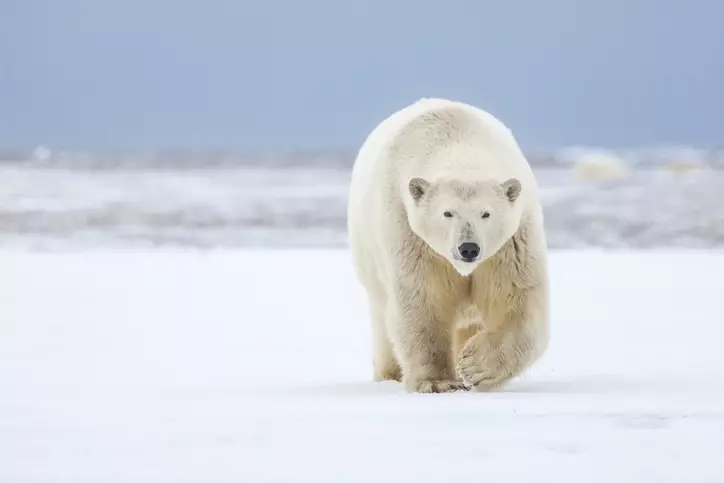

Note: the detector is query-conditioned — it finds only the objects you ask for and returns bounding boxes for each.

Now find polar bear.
[347,98,549,393]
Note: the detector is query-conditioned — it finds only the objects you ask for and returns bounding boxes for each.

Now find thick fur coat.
[347,98,549,393]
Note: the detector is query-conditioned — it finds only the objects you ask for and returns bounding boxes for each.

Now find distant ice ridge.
[2,145,724,169]
[0,148,723,250]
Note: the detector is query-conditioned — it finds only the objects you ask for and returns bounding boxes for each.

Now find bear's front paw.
[456,341,510,391]
[404,378,468,394]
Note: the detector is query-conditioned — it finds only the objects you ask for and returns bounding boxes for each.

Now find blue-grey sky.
[2,0,723,151]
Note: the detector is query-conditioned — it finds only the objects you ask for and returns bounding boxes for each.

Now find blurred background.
[2,0,723,251]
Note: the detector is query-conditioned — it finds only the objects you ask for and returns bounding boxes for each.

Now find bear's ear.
[501,178,522,203]
[409,177,430,202]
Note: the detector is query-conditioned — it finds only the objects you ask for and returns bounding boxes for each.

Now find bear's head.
[406,177,523,276]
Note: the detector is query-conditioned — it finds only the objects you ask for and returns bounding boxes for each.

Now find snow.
[2,162,724,250]
[2,249,724,482]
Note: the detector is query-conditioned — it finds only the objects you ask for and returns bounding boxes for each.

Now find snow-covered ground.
[1,159,723,250]
[2,249,724,482]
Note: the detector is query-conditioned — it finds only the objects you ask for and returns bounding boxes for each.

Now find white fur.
[347,98,550,393]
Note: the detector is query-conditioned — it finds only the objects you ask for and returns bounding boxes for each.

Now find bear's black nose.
[458,242,480,262]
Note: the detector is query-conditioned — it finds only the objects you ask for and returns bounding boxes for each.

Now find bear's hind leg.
[371,303,401,382]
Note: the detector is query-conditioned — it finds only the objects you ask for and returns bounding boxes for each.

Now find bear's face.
[407,177,522,276]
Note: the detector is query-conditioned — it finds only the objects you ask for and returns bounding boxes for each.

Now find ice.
[2,249,724,482]
[1,152,724,250]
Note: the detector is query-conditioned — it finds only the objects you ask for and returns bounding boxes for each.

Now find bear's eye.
[443,211,453,218]
[481,212,491,219]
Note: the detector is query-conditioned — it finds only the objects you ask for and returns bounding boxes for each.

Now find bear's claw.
[406,379,468,394]
[456,346,509,391]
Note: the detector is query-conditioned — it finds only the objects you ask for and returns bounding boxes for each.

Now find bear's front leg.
[457,288,548,391]
[388,287,467,394]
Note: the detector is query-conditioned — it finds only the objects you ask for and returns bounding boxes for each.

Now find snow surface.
[2,250,724,482]
[2,162,724,250]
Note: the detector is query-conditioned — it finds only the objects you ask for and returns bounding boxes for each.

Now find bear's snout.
[457,242,480,262]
